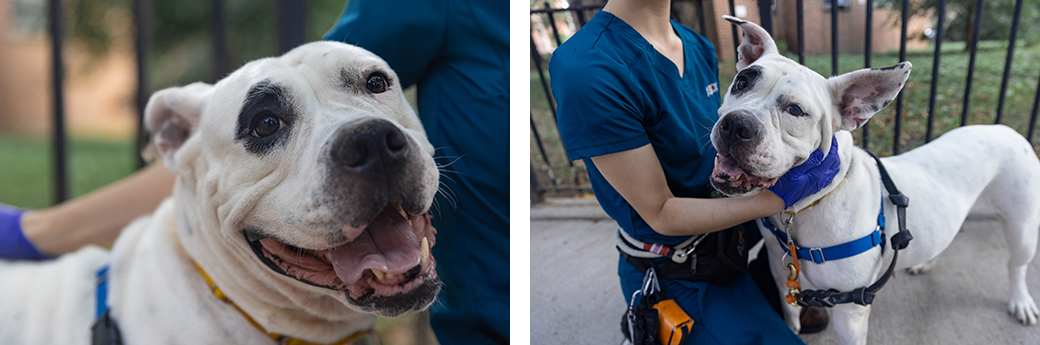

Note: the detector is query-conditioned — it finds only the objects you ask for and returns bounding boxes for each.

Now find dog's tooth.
[731,173,743,181]
[371,269,385,281]
[421,237,430,266]
[394,203,408,219]
[715,156,720,167]
[324,251,332,262]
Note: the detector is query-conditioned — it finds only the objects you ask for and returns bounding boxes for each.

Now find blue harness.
[761,185,887,264]
[772,151,914,308]
[92,264,122,344]
[95,265,110,318]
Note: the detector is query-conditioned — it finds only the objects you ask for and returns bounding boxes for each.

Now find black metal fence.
[44,0,307,204]
[530,0,1040,198]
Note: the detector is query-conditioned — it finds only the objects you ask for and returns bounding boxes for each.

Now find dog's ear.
[141,82,213,166]
[722,15,778,70]
[827,62,912,131]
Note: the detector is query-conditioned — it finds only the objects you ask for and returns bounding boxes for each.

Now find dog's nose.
[331,118,409,171]
[718,115,758,143]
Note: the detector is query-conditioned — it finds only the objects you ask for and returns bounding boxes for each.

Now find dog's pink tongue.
[328,207,421,285]
[714,154,747,177]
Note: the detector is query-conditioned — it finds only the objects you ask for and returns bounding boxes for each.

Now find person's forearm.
[592,144,788,237]
[649,190,785,237]
[21,164,176,255]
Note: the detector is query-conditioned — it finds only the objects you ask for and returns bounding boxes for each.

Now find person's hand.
[0,205,52,261]
[767,137,841,209]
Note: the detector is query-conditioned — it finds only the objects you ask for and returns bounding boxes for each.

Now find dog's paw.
[782,305,801,333]
[906,258,938,275]
[1008,296,1040,325]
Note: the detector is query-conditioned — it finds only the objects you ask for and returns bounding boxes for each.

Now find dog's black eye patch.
[237,79,296,155]
[730,66,761,97]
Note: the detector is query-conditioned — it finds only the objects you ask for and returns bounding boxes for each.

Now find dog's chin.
[243,202,439,316]
[711,154,779,196]
[346,276,441,317]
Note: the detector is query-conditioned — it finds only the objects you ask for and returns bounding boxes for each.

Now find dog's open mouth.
[711,154,779,194]
[245,202,438,309]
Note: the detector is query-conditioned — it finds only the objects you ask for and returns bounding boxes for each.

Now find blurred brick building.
[0,0,136,137]
[533,0,932,64]
[706,0,931,62]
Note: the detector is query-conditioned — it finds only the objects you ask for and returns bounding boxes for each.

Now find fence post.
[830,0,838,76]
[48,0,68,203]
[893,0,908,154]
[797,0,804,64]
[694,0,706,34]
[960,0,984,127]
[1028,77,1040,143]
[211,0,227,82]
[531,117,558,188]
[862,0,872,150]
[276,0,306,55]
[133,0,149,170]
[925,0,946,142]
[996,0,1024,125]
[728,0,738,59]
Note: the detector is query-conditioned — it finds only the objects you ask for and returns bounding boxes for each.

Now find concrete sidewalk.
[530,198,1040,344]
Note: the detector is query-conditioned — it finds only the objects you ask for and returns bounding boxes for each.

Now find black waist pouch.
[622,221,752,285]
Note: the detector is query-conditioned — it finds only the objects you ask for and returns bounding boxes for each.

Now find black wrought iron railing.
[43,0,307,204]
[530,0,1040,199]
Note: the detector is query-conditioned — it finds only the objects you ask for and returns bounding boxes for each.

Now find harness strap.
[793,152,914,307]
[92,264,122,345]
[762,218,886,264]
[95,265,110,319]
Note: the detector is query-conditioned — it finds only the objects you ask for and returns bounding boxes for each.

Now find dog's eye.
[787,104,805,116]
[251,113,285,138]
[366,73,389,94]
[734,77,749,91]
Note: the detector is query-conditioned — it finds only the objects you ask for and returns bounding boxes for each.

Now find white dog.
[710,16,1040,345]
[0,41,441,344]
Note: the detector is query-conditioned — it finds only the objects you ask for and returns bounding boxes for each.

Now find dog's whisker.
[436,155,465,169]
[435,185,459,211]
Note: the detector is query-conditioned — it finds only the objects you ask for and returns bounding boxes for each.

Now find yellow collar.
[193,262,376,345]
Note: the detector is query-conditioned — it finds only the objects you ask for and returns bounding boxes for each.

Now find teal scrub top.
[551,11,723,246]
[553,12,805,344]
[326,1,509,343]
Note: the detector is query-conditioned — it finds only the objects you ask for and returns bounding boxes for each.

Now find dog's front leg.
[831,303,871,345]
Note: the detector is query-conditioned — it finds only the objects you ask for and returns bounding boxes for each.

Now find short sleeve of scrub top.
[550,11,723,246]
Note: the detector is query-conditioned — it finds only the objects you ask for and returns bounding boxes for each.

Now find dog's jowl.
[0,41,441,345]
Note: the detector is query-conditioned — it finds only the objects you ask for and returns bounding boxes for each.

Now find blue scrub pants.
[619,256,804,344]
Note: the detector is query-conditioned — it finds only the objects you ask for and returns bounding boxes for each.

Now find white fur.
[0,41,438,344]
[715,16,1040,345]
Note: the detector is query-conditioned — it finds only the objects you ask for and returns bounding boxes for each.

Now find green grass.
[0,136,137,209]
[532,40,1040,188]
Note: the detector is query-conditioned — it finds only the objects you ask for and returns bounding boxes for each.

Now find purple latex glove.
[767,137,841,209]
[0,204,52,260]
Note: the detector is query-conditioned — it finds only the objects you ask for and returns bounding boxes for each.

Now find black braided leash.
[794,151,914,307]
